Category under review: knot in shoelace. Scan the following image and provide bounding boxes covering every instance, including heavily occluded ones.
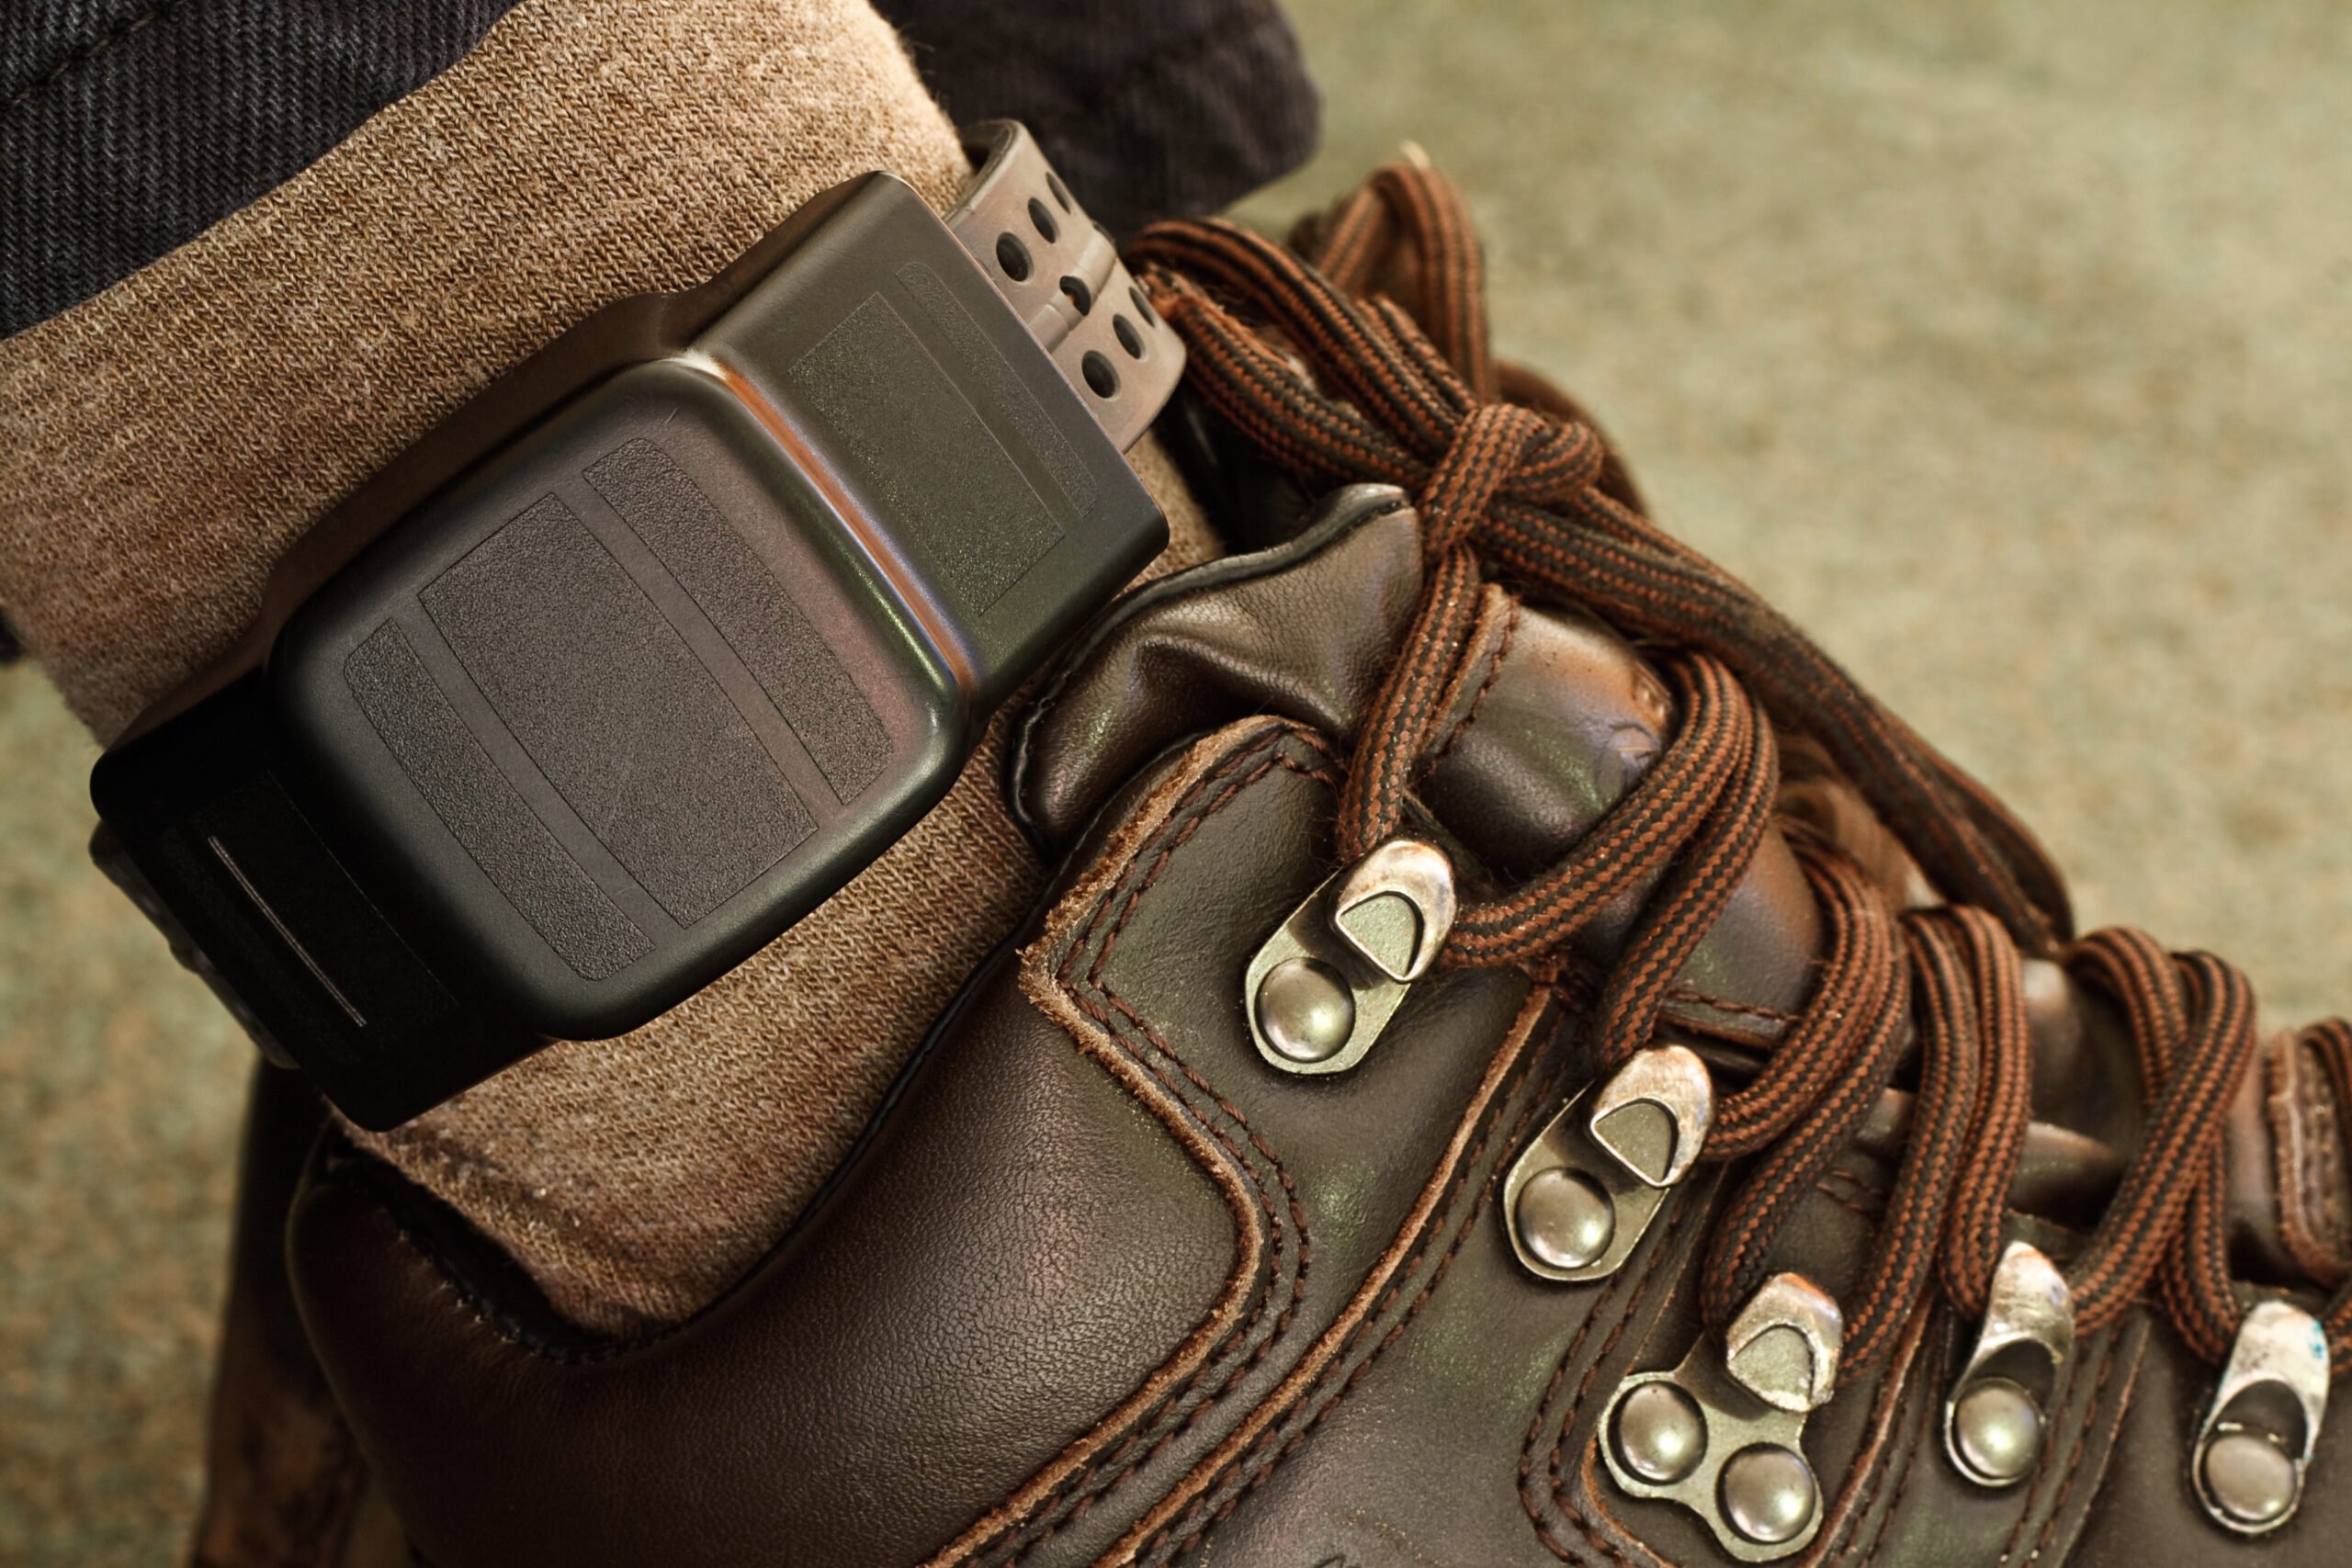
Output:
[1127,163,2352,1376]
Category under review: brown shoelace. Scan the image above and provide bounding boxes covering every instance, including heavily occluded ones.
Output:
[1128,162,2352,1376]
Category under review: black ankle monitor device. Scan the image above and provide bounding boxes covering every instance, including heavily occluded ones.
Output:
[90,124,1181,1128]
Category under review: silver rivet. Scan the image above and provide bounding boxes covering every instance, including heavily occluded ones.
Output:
[1613,1382,1706,1484]
[1600,1337,1825,1560]
[1254,956,1355,1064]
[2202,1431,2299,1529]
[1951,1378,2043,1484]
[2192,1300,2328,1534]
[1503,1046,1713,1285]
[1718,1444,1818,1546]
[1944,1243,2070,1490]
[1515,1167,1616,1271]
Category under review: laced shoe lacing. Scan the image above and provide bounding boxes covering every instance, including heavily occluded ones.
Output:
[1127,163,2352,1380]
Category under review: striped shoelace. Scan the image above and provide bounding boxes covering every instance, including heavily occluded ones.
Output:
[1128,162,2352,1377]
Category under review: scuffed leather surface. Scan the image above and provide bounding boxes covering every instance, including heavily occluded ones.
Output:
[1417,590,1821,1027]
[2267,1031,2352,1290]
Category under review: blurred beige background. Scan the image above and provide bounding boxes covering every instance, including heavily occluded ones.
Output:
[6,1,2349,1561]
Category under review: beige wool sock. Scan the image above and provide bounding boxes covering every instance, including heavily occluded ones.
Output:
[0,0,1216,1333]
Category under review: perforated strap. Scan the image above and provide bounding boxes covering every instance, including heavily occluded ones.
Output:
[951,121,1184,451]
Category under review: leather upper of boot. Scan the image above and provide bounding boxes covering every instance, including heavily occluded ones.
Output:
[279,168,2352,1568]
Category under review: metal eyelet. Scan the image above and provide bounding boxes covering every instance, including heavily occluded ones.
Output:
[1944,1242,2073,1489]
[1244,839,1456,1076]
[1504,1045,1713,1282]
[2193,1301,2330,1535]
[1600,1273,1842,1562]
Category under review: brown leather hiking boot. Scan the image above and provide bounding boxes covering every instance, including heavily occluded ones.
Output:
[260,160,2352,1566]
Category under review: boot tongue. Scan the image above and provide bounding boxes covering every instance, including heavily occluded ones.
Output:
[1412,589,1822,1031]
[1018,482,1825,1031]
